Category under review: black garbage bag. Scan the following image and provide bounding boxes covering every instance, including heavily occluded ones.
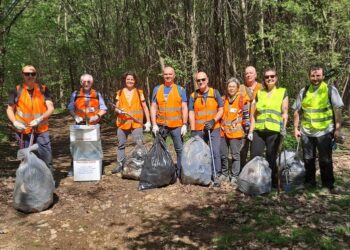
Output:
[13,144,55,213]
[122,139,148,180]
[279,150,305,190]
[237,156,271,195]
[138,134,176,190]
[181,136,212,186]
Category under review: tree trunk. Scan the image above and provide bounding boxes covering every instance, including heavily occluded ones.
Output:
[190,0,198,90]
[240,0,250,64]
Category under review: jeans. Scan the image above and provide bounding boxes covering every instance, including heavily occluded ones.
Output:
[117,127,143,164]
[221,137,243,177]
[301,133,334,189]
[16,131,53,170]
[251,130,280,187]
[159,126,183,177]
[192,128,221,175]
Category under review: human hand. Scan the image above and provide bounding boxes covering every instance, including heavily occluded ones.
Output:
[294,129,301,140]
[247,132,253,141]
[204,119,215,131]
[152,124,159,136]
[115,108,126,115]
[13,121,26,131]
[89,115,100,123]
[74,115,83,124]
[29,116,43,127]
[144,122,151,132]
[180,124,187,136]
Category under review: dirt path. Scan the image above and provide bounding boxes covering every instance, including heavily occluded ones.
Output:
[0,113,349,249]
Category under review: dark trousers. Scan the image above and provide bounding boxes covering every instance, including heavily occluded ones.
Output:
[240,137,251,169]
[301,133,334,189]
[251,130,280,187]
[15,131,53,170]
[159,126,183,177]
[220,137,242,177]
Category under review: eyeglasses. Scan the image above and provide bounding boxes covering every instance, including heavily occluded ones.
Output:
[82,81,92,84]
[196,78,206,83]
[264,75,276,79]
[23,72,36,77]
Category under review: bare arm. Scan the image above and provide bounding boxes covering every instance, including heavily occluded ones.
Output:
[150,102,158,126]
[6,105,16,123]
[293,110,301,139]
[214,107,223,122]
[43,100,54,119]
[189,110,195,130]
[141,101,151,123]
[181,102,188,125]
[334,108,342,140]
[281,96,288,129]
[249,101,256,133]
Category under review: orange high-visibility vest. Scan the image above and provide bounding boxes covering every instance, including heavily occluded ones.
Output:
[156,84,183,128]
[220,95,245,139]
[74,88,100,125]
[191,88,220,131]
[116,88,144,130]
[14,83,49,134]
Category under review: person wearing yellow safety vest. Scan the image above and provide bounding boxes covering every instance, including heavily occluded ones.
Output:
[6,65,55,172]
[189,71,223,183]
[112,71,151,174]
[150,66,188,177]
[220,78,250,185]
[293,65,344,194]
[249,69,288,188]
[240,66,263,169]
[67,73,107,177]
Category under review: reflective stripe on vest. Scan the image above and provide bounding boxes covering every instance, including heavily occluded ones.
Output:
[156,84,183,128]
[116,88,144,129]
[14,83,48,134]
[221,95,244,139]
[255,87,286,132]
[74,88,100,125]
[192,88,220,131]
[301,82,333,131]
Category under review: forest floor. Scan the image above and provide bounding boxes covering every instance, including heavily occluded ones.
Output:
[0,113,349,250]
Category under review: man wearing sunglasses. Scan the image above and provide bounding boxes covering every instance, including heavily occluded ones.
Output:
[189,71,224,183]
[7,65,55,172]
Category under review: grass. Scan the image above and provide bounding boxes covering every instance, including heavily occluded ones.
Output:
[335,224,350,236]
[256,230,290,246]
[212,233,238,249]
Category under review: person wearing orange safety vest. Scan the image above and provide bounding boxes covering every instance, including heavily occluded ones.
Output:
[7,65,55,172]
[189,71,223,183]
[112,71,151,174]
[240,66,263,169]
[68,74,107,125]
[249,69,288,188]
[220,78,250,185]
[67,73,107,177]
[150,66,188,177]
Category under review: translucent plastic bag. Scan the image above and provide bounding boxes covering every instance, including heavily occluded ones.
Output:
[279,150,305,189]
[122,140,148,180]
[181,136,212,186]
[13,144,55,213]
[139,134,176,190]
[238,156,271,195]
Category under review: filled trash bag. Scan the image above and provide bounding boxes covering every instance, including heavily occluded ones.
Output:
[13,144,55,213]
[181,136,212,185]
[278,150,305,190]
[238,156,271,195]
[122,140,148,180]
[139,134,176,190]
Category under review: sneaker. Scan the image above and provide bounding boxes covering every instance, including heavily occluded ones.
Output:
[67,168,74,177]
[111,163,123,174]
[218,175,230,183]
[319,187,331,196]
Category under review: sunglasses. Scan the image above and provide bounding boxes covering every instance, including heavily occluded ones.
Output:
[264,75,276,79]
[196,78,206,83]
[23,72,36,77]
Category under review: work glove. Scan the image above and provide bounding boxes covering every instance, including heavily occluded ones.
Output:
[13,121,26,131]
[89,115,100,123]
[180,124,187,136]
[29,116,43,127]
[74,115,83,124]
[144,122,151,132]
[204,119,215,131]
[280,127,287,137]
[247,132,253,141]
[152,124,159,136]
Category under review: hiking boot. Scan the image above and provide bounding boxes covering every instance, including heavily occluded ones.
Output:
[111,162,123,174]
[319,187,332,196]
[213,176,221,187]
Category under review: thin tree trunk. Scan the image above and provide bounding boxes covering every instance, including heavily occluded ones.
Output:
[190,0,198,90]
[240,0,250,64]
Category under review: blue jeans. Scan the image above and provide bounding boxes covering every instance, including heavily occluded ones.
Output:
[192,128,221,175]
[117,127,143,164]
[159,126,183,177]
[15,131,53,170]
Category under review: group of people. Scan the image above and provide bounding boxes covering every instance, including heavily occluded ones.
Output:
[7,64,344,193]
